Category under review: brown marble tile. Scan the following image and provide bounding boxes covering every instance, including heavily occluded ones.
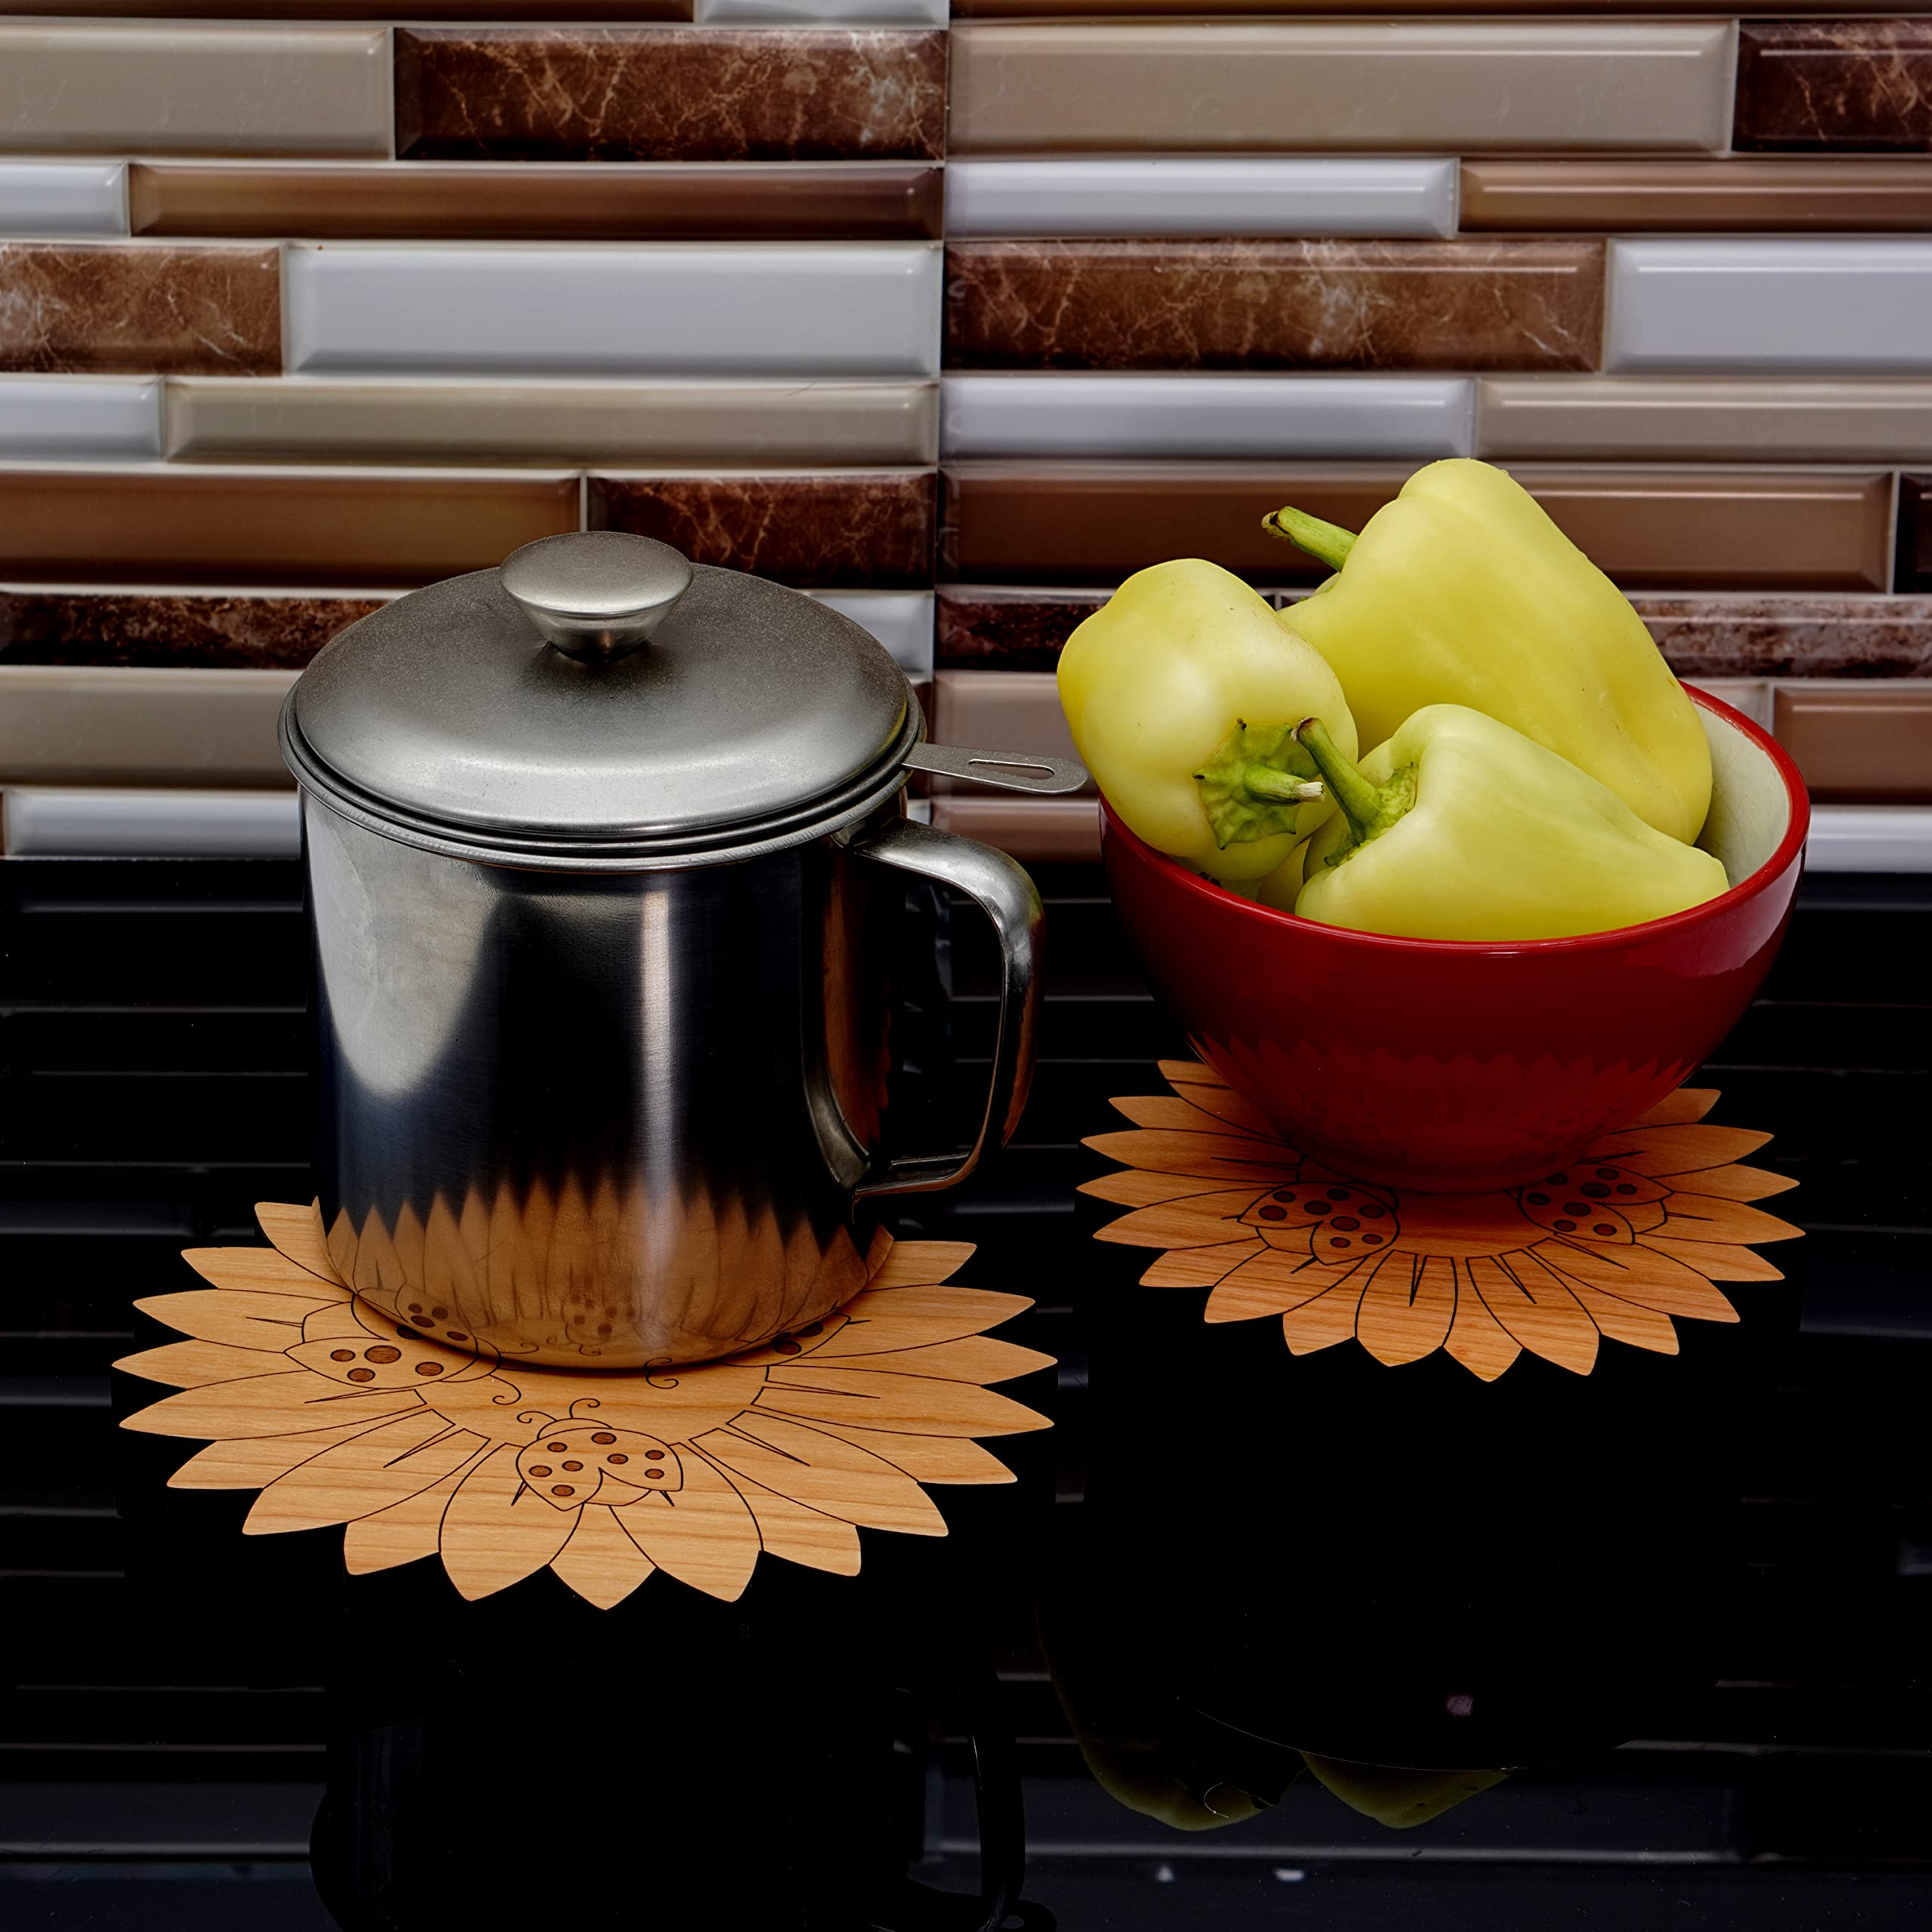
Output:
[589,472,935,588]
[937,589,1106,670]
[1736,21,1932,151]
[5,0,687,14]
[0,589,389,670]
[1461,158,1932,231]
[942,463,1894,591]
[1774,683,1932,801]
[131,162,943,242]
[0,469,579,588]
[1897,474,1932,590]
[1633,596,1932,677]
[944,240,1604,373]
[0,245,278,377]
[395,28,947,163]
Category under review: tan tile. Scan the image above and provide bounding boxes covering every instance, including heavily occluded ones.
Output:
[0,244,278,376]
[0,468,580,587]
[1461,158,1932,232]
[13,0,685,14]
[129,162,943,241]
[946,239,1603,373]
[950,22,1734,155]
[0,665,295,786]
[929,795,1100,863]
[941,463,1895,591]
[167,379,937,466]
[1479,378,1932,463]
[0,26,391,158]
[957,0,1878,12]
[1773,684,1932,801]
[931,669,1091,794]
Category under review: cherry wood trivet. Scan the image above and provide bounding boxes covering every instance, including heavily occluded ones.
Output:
[1082,1061,1801,1381]
[118,1205,1052,1607]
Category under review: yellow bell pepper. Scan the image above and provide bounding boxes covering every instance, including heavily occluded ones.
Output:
[1057,558,1356,894]
[1266,459,1712,846]
[1295,705,1729,942]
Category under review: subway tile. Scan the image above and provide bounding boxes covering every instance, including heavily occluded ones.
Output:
[1774,682,1932,802]
[810,589,934,673]
[698,0,946,20]
[1632,596,1932,678]
[1897,475,1932,591]
[16,0,689,14]
[589,471,935,587]
[1735,21,1932,152]
[285,242,942,378]
[1461,158,1932,233]
[0,666,295,787]
[937,588,1104,671]
[949,23,1734,155]
[167,377,937,466]
[940,464,1894,591]
[130,162,942,242]
[1606,238,1932,374]
[952,0,1906,13]
[1681,677,1771,729]
[0,377,161,460]
[0,467,579,587]
[942,374,1472,461]
[1478,377,1932,463]
[932,670,1088,796]
[1805,803,1932,873]
[0,586,387,669]
[0,162,125,238]
[0,243,278,377]
[928,796,1100,865]
[946,240,1603,374]
[0,26,390,159]
[943,158,1457,239]
[396,27,946,162]
[2,786,299,860]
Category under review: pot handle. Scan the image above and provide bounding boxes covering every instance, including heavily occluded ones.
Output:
[844,815,1044,1200]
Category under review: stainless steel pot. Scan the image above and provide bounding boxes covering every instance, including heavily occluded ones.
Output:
[280,531,1084,1367]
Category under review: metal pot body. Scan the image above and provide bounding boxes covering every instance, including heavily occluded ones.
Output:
[303,792,1042,1367]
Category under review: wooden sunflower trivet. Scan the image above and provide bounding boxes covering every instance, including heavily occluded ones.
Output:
[1083,1061,1801,1380]
[117,1205,1052,1607]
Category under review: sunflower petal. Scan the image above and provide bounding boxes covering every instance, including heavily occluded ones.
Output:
[1140,1238,1266,1289]
[797,1420,1014,1486]
[1168,1078,1278,1139]
[756,1364,1048,1438]
[834,1335,1052,1386]
[1536,1239,1737,1324]
[1444,1266,1520,1382]
[866,1241,977,1291]
[1677,1162,1798,1203]
[551,1506,658,1609]
[1561,1280,1680,1355]
[1083,1129,1296,1186]
[1643,1235,1785,1283]
[121,1368,421,1441]
[129,1289,314,1354]
[1158,1057,1222,1085]
[812,1285,1032,1357]
[1654,1194,1802,1247]
[343,1465,470,1577]
[721,1472,863,1577]
[440,1443,577,1600]
[1625,1088,1720,1128]
[115,1339,290,1389]
[1079,1169,1236,1208]
[700,1415,945,1536]
[1280,1278,1367,1355]
[1110,1094,1266,1139]
[255,1201,341,1285]
[181,1244,352,1302]
[1355,1252,1456,1367]
[245,1412,487,1536]
[167,1416,396,1491]
[1587,1123,1772,1177]
[1204,1249,1350,1324]
[1475,1254,1598,1376]
[611,1450,759,1601]
[1095,1188,1266,1251]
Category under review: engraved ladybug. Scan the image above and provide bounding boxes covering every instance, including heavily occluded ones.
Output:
[289,1304,493,1390]
[1517,1161,1669,1244]
[1240,1174,1398,1259]
[516,1424,683,1511]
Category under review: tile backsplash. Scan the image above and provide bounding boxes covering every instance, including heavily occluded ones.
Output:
[0,4,1929,857]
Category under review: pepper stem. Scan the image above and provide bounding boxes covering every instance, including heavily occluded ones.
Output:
[1262,506,1357,572]
[1294,718,1380,842]
[1242,770,1325,805]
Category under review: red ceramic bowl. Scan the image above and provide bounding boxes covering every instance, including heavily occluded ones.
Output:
[1102,688,1810,1192]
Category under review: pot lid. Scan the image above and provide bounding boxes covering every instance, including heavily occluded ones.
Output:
[286,531,912,847]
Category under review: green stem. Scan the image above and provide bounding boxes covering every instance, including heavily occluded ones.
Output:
[1241,768,1325,805]
[1294,718,1380,842]
[1262,506,1357,572]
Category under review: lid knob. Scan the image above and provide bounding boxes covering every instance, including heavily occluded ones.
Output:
[500,531,694,663]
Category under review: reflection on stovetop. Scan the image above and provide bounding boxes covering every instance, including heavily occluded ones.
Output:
[2,858,1930,1928]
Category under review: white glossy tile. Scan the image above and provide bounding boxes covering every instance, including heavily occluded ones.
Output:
[943,158,1458,239]
[1804,804,1932,874]
[808,589,934,674]
[286,243,943,378]
[698,0,945,19]
[0,377,160,458]
[0,162,125,236]
[1607,239,1932,375]
[940,374,1472,460]
[2,786,299,857]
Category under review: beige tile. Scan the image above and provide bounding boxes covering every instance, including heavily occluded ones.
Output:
[0,26,391,158]
[0,665,295,786]
[929,795,1100,863]
[167,378,938,466]
[950,22,1734,155]
[931,669,1091,793]
[1480,378,1932,462]
[1773,681,1932,803]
